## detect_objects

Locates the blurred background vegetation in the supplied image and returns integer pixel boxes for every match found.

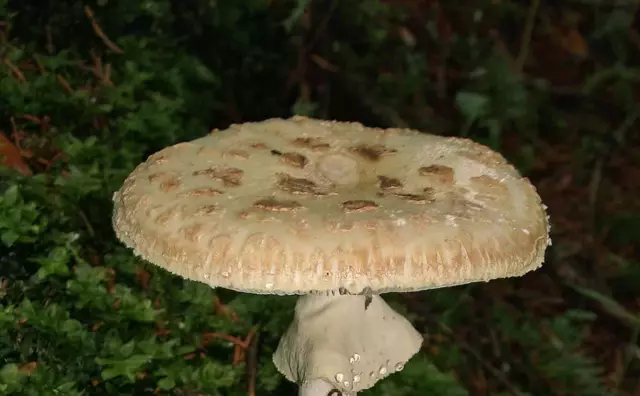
[0,0,639,395]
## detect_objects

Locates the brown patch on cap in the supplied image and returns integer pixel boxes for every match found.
[182,223,205,242]
[277,173,327,196]
[470,175,507,190]
[148,172,168,183]
[393,193,433,204]
[378,176,403,191]
[443,193,484,219]
[418,165,455,185]
[280,152,308,169]
[224,149,250,159]
[142,203,163,218]
[350,144,397,161]
[160,177,180,192]
[253,198,304,212]
[470,175,509,202]
[179,188,225,197]
[155,206,180,225]
[291,137,331,151]
[146,143,191,165]
[193,204,218,216]
[193,167,244,187]
[418,187,437,201]
[237,210,282,223]
[341,200,379,213]
[249,142,268,149]
[147,154,168,166]
[196,146,221,158]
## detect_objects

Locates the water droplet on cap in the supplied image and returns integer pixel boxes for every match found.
[379,366,387,375]
[335,373,344,382]
[394,362,404,371]
[353,375,361,383]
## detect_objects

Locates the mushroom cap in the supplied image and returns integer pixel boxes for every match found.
[112,116,550,295]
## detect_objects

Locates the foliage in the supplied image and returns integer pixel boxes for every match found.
[1,0,639,395]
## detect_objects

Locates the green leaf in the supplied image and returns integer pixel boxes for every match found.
[97,354,152,381]
[2,185,19,206]
[455,91,489,121]
[158,376,176,390]
[0,364,23,387]
[1,230,19,246]
[32,246,72,280]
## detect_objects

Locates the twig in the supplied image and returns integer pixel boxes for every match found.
[516,0,541,71]
[202,332,247,347]
[202,326,257,366]
[87,49,114,86]
[310,54,338,72]
[92,49,103,75]
[234,327,257,366]
[8,117,24,150]
[246,331,259,396]
[20,114,42,124]
[33,56,45,74]
[3,58,25,82]
[83,6,124,54]
[56,74,73,93]
[43,151,66,172]
[104,63,111,83]
[106,268,116,296]
[214,296,239,322]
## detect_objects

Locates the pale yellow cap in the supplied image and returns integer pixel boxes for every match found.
[112,116,550,295]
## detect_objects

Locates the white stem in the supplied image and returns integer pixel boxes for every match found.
[273,293,423,395]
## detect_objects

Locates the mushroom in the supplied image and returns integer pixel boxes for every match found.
[112,116,551,396]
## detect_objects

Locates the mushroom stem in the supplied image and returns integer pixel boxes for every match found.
[273,293,423,395]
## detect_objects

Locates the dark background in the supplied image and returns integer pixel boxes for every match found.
[0,1,638,395]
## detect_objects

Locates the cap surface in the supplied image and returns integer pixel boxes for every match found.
[112,116,550,295]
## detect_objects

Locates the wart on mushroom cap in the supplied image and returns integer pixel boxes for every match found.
[112,116,551,395]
